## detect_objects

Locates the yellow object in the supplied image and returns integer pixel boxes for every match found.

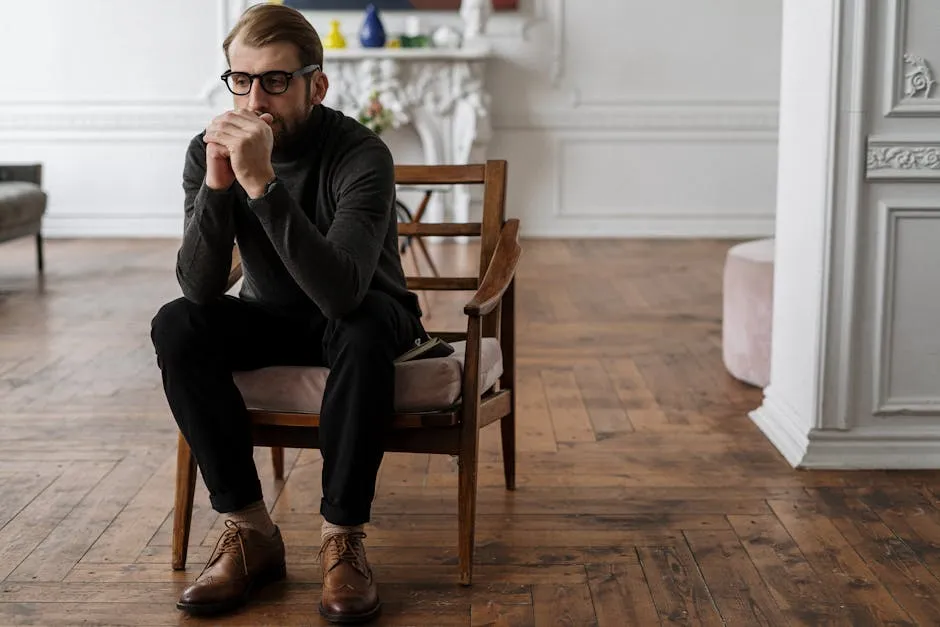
[387,38,401,48]
[323,19,347,49]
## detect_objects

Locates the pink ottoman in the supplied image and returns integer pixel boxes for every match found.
[722,238,774,387]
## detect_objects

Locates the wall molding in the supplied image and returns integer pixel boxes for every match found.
[0,102,780,139]
[519,215,775,238]
[0,108,210,140]
[866,136,940,179]
[552,133,776,221]
[494,102,779,132]
[42,214,182,238]
[883,0,940,117]
[872,201,940,416]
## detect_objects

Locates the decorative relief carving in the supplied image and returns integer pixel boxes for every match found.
[866,140,940,180]
[868,146,940,171]
[903,53,936,99]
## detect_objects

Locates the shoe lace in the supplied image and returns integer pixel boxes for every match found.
[318,532,370,578]
[201,519,248,577]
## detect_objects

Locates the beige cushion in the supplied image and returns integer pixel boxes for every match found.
[232,339,504,414]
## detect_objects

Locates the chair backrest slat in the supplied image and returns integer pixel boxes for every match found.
[397,223,482,237]
[407,277,479,291]
[396,164,486,185]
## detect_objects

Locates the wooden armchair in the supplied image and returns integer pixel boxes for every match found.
[171,160,521,586]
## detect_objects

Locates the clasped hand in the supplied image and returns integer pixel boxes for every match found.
[203,110,275,198]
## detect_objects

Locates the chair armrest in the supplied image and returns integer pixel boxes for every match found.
[464,219,522,317]
[226,246,243,292]
[0,164,42,186]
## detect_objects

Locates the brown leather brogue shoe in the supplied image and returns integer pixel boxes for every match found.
[177,519,286,616]
[318,531,381,624]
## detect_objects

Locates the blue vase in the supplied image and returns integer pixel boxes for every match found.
[359,4,386,48]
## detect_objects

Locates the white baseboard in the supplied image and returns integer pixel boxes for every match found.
[751,392,940,469]
[749,391,811,468]
[799,429,940,469]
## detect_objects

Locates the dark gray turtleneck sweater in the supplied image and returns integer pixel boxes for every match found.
[175,105,421,321]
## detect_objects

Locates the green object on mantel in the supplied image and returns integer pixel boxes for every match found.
[399,34,429,48]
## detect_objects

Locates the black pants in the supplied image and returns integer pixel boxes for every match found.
[150,292,424,526]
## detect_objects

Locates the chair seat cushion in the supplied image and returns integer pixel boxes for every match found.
[232,339,504,414]
[0,182,46,229]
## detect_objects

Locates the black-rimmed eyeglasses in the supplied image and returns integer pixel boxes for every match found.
[220,64,320,96]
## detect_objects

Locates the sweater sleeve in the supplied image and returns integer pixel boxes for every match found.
[175,136,236,304]
[247,138,395,320]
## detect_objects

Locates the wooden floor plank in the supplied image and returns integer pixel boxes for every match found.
[855,484,940,573]
[471,594,535,627]
[810,487,940,626]
[539,369,596,443]
[727,513,854,626]
[78,455,177,565]
[572,359,635,437]
[0,468,62,531]
[514,370,559,452]
[532,581,598,626]
[683,528,787,625]
[585,561,660,627]
[637,542,723,626]
[7,450,166,582]
[768,498,917,625]
[0,461,114,581]
[0,602,183,626]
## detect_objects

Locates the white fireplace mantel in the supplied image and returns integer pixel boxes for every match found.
[321,44,494,223]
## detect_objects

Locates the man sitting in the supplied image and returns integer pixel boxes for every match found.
[150,4,424,623]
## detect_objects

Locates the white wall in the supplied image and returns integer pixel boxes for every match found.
[0,0,782,238]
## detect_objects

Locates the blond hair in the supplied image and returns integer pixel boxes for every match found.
[223,4,324,70]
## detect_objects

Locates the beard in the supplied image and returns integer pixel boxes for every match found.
[268,105,313,149]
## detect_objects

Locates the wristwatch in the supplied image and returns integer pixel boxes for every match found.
[249,177,277,200]
[261,178,278,196]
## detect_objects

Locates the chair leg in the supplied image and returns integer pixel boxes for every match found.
[271,446,285,481]
[172,432,197,571]
[500,412,516,491]
[35,232,44,274]
[457,436,480,586]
